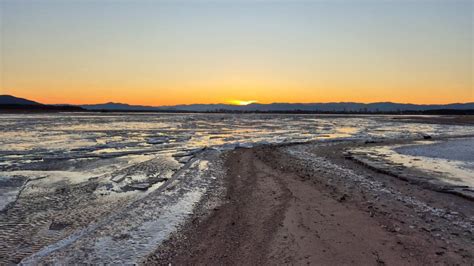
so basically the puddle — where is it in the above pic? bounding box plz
[352,138,474,188]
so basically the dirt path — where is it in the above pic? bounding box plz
[149,147,290,265]
[147,144,473,265]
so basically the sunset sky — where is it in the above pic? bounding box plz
[1,0,472,105]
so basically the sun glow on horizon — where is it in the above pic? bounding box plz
[228,100,258,106]
[1,1,472,105]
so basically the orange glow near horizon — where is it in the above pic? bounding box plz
[1,1,472,106]
[3,84,472,106]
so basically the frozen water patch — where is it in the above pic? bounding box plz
[20,152,219,264]
[2,170,93,186]
[395,138,474,170]
[2,114,474,263]
[91,190,203,264]
[352,139,474,188]
[95,155,180,194]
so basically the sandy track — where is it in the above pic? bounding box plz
[148,143,473,265]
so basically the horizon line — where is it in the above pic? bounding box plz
[1,94,473,107]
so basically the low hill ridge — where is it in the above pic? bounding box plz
[1,95,473,113]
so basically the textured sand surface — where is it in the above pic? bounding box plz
[147,141,473,265]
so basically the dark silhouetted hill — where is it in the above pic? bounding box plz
[0,95,41,105]
[0,95,84,112]
[81,102,165,111]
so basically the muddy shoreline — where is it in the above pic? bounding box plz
[1,115,473,264]
[147,139,473,265]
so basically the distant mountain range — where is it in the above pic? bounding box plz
[81,101,474,113]
[164,102,474,113]
[1,95,474,113]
